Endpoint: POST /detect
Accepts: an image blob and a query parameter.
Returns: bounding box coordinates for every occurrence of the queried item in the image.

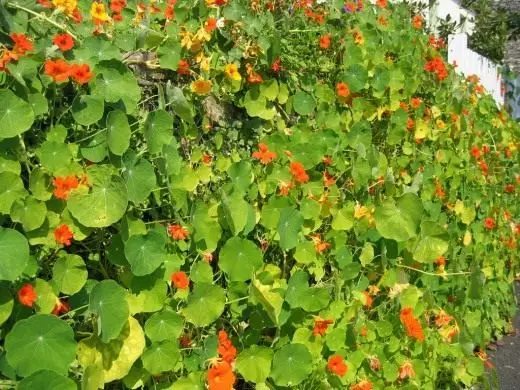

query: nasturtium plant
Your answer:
[0,0,518,389]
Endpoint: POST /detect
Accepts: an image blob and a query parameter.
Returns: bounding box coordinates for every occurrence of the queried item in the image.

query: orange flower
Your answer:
[435,310,453,327]
[51,299,71,316]
[484,217,496,230]
[435,255,446,267]
[362,291,373,308]
[400,307,424,343]
[313,318,333,336]
[191,79,212,95]
[177,59,190,75]
[411,97,422,109]
[54,224,74,246]
[218,330,237,363]
[252,143,277,164]
[290,162,309,183]
[70,63,93,85]
[202,153,213,165]
[319,34,331,49]
[424,57,448,81]
[171,271,190,289]
[412,14,423,29]
[247,71,263,84]
[207,361,235,390]
[470,145,481,159]
[168,224,189,240]
[359,325,368,337]
[327,355,348,377]
[323,171,336,187]
[165,5,175,20]
[202,251,214,262]
[10,33,33,56]
[18,283,38,307]
[52,33,74,51]
[310,234,330,253]
[53,175,79,199]
[205,17,218,32]
[44,59,71,82]
[336,82,350,98]
[322,156,332,165]
[376,0,387,8]
[351,380,373,390]
[399,361,415,379]
[278,181,293,196]
[377,16,388,26]
[353,30,364,45]
[406,118,415,130]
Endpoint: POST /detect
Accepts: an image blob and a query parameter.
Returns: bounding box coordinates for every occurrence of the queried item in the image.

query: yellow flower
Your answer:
[90,2,109,22]
[52,0,77,15]
[194,27,212,43]
[191,79,212,95]
[205,0,228,7]
[224,64,241,81]
[195,51,211,72]
[436,119,446,129]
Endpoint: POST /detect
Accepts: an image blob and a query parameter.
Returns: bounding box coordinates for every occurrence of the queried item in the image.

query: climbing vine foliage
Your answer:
[0,0,519,389]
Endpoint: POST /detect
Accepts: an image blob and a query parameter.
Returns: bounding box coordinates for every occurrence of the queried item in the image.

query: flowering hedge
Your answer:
[0,0,519,389]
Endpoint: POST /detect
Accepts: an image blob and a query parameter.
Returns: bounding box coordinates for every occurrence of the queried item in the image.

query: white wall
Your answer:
[448,34,505,105]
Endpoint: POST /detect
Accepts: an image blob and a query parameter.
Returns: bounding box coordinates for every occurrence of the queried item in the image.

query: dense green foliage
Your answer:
[0,0,519,389]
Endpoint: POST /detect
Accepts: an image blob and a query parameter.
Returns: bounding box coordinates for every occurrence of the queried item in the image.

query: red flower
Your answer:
[72,8,83,23]
[110,0,127,13]
[411,97,422,109]
[505,184,515,193]
[171,271,190,289]
[471,145,481,159]
[44,59,71,82]
[336,82,350,98]
[319,34,331,49]
[478,160,488,176]
[435,255,446,267]
[18,283,37,307]
[327,355,348,377]
[70,63,93,85]
[484,217,496,230]
[313,318,333,336]
[53,175,79,199]
[376,0,387,8]
[205,17,218,32]
[54,224,74,246]
[247,71,263,84]
[51,299,71,316]
[290,161,309,183]
[168,224,189,240]
[207,361,235,390]
[252,143,277,164]
[271,57,282,73]
[52,33,74,52]
[323,171,336,187]
[113,13,123,21]
[177,60,190,76]
[424,57,448,81]
[400,307,425,342]
[412,14,423,29]
[10,33,33,56]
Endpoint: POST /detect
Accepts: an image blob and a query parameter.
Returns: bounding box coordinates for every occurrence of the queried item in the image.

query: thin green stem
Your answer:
[397,263,471,277]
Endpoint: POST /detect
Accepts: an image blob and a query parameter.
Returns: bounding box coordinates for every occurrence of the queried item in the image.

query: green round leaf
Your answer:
[375,193,423,242]
[5,314,77,377]
[293,91,315,116]
[0,282,13,326]
[123,159,157,204]
[72,95,104,126]
[145,310,184,342]
[143,110,173,155]
[89,280,130,343]
[182,283,226,326]
[18,370,77,390]
[34,278,58,314]
[0,90,35,138]
[277,207,304,251]
[236,345,273,384]
[37,141,73,174]
[52,254,88,295]
[270,343,312,387]
[413,221,449,263]
[0,227,29,281]
[10,196,46,232]
[107,109,131,156]
[343,64,368,93]
[67,169,128,228]
[141,341,180,375]
[0,172,26,214]
[219,237,263,281]
[125,232,166,276]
